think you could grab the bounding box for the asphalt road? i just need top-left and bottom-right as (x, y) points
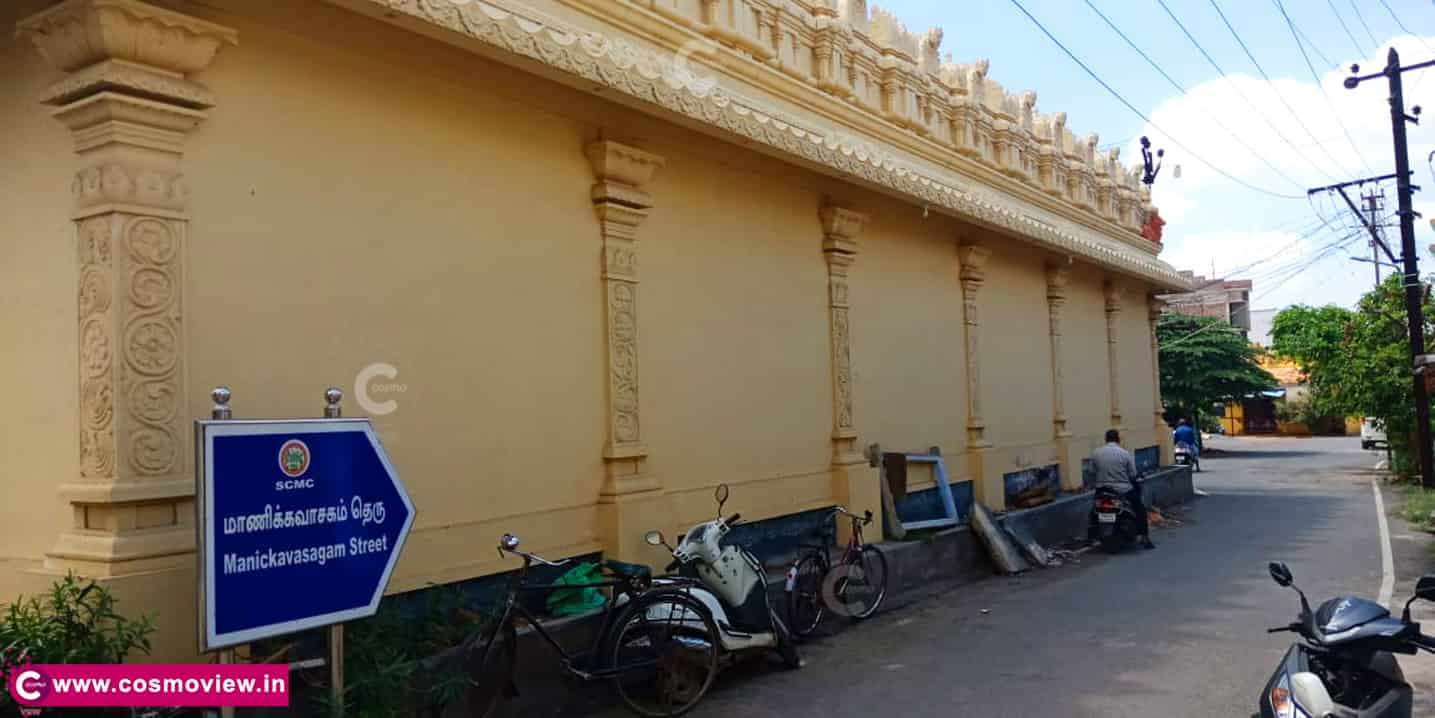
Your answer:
(656, 436), (1406, 718)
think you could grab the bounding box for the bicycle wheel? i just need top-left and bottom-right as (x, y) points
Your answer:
(834, 545), (888, 620)
(607, 590), (720, 718)
(786, 553), (827, 639)
(464, 618), (517, 718)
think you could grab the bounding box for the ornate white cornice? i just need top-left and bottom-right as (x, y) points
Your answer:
(336, 0), (1189, 289)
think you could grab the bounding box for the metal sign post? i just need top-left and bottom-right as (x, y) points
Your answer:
(207, 387), (237, 718)
(323, 387), (345, 717)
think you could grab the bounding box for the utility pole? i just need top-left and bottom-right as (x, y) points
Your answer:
(1347, 48), (1435, 488)
(1365, 191), (1384, 286)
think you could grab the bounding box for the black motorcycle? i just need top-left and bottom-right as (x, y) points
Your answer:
(1259, 562), (1435, 717)
(1089, 486), (1140, 554)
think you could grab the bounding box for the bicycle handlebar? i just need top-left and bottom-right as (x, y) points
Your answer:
(832, 506), (874, 525)
(498, 543), (569, 567)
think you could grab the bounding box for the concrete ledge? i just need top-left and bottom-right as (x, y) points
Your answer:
(1141, 465), (1195, 508)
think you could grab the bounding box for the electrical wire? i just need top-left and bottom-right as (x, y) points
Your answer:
(1207, 0), (1362, 178)
(1379, 0), (1435, 92)
(1293, 21), (1338, 71)
(1349, 0), (1382, 50)
(1380, 0), (1434, 52)
(1250, 231), (1365, 300)
(1082, 0), (1306, 192)
(1159, 318), (1244, 350)
(1007, 0), (1307, 199)
(1159, 226), (1362, 349)
(1217, 216), (1338, 277)
(1328, 0), (1370, 57)
(1153, 0), (1346, 184)
(1273, 0), (1376, 176)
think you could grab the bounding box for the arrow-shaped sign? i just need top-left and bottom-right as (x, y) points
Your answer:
(196, 419), (414, 652)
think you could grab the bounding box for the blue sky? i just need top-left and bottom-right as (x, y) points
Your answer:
(875, 0), (1435, 311)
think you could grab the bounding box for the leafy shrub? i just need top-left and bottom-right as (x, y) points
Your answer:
(0, 573), (155, 714)
(313, 584), (489, 718)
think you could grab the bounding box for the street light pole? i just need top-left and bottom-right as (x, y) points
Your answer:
(1347, 48), (1435, 488)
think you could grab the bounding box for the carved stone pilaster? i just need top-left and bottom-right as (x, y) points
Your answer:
(1045, 264), (1070, 438)
(587, 140), (665, 497)
(1103, 279), (1123, 431)
(1150, 295), (1174, 465)
(1048, 264), (1085, 491)
(958, 244), (997, 508)
(957, 245), (992, 447)
(820, 201), (868, 465)
(18, 0), (235, 571)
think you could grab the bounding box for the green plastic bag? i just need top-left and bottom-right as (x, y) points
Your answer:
(545, 562), (606, 616)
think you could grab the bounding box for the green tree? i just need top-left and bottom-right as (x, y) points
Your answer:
(1158, 313), (1277, 428)
(1272, 276), (1435, 478)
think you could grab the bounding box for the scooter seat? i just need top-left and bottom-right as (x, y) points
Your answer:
(604, 560), (652, 580)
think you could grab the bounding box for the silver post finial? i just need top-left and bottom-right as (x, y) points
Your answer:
(211, 386), (232, 420)
(324, 387), (343, 418)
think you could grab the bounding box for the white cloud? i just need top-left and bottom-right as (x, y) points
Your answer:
(1138, 34), (1435, 308)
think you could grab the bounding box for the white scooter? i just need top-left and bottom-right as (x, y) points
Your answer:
(640, 484), (801, 668)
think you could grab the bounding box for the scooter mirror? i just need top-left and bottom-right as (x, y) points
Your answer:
(715, 484), (729, 514)
(644, 530), (665, 547)
(1416, 574), (1435, 602)
(1269, 562), (1294, 588)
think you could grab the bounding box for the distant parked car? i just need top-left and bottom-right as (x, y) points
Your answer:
(1361, 417), (1387, 450)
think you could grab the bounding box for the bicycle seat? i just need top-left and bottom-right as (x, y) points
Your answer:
(603, 560), (651, 580)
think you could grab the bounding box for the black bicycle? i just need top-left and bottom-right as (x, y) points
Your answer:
(785, 507), (888, 639)
(465, 534), (720, 718)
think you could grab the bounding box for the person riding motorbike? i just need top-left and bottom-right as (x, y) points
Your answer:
(1173, 419), (1198, 457)
(1089, 429), (1155, 550)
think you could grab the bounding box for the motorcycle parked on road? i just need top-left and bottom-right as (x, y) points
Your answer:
(641, 484), (801, 670)
(1088, 486), (1142, 554)
(1258, 561), (1435, 717)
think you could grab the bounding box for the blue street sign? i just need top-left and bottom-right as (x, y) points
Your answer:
(195, 419), (414, 651)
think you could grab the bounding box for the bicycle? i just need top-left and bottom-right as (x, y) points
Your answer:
(784, 507), (889, 639)
(465, 534), (720, 718)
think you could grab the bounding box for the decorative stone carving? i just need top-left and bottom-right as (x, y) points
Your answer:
(17, 0), (238, 75)
(1104, 279), (1123, 429)
(366, 0), (1190, 290)
(74, 163), (189, 213)
(587, 140), (664, 492)
(820, 201), (868, 464)
(43, 59), (217, 109)
(77, 216), (117, 481)
(957, 244), (992, 446)
(1141, 207), (1166, 244)
(17, 0), (234, 571)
